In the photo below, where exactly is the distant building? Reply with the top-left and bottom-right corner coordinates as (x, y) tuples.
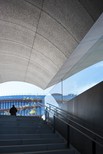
(0, 95), (45, 116)
(52, 93), (76, 105)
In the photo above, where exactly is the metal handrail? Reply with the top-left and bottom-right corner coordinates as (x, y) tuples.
(47, 103), (103, 138)
(46, 103), (103, 148)
(47, 103), (76, 118)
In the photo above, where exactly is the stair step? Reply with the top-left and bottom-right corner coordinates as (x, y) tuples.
(0, 133), (59, 140)
(0, 143), (67, 153)
(0, 127), (52, 131)
(0, 131), (53, 134)
(0, 125), (51, 129)
(0, 121), (45, 125)
(0, 138), (65, 146)
(0, 116), (42, 121)
(7, 149), (75, 154)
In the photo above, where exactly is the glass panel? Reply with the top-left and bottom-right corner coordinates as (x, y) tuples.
(45, 81), (62, 107)
(45, 61), (103, 109)
(63, 61), (103, 98)
(0, 95), (45, 116)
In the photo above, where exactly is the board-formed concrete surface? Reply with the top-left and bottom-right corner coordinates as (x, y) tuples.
(0, 0), (102, 89)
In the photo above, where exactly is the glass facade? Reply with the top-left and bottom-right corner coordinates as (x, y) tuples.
(0, 95), (45, 116)
(45, 61), (103, 107)
(45, 80), (76, 108)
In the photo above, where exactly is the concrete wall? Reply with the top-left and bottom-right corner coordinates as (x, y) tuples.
(60, 81), (103, 154)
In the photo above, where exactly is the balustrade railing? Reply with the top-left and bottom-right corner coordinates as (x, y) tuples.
(44, 103), (103, 154)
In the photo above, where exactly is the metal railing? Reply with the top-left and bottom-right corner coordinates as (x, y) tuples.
(44, 103), (103, 154)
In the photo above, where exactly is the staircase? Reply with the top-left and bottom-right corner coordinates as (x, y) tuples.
(0, 115), (75, 154)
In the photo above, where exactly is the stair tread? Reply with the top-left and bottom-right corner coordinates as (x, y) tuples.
(7, 149), (75, 154)
(0, 142), (66, 147)
(0, 116), (75, 154)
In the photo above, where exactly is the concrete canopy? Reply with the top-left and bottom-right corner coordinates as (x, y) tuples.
(0, 0), (102, 89)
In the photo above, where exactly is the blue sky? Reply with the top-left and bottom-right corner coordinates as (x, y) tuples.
(49, 61), (103, 95)
(63, 61), (103, 95)
(0, 61), (103, 96)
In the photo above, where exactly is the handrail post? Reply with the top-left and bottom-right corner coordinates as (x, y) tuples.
(45, 107), (47, 121)
(92, 140), (96, 154)
(53, 115), (55, 133)
(67, 124), (70, 148)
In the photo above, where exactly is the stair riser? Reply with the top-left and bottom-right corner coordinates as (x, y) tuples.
(0, 131), (53, 134)
(25, 150), (75, 154)
(0, 138), (64, 146)
(0, 127), (51, 130)
(0, 143), (67, 153)
(0, 135), (58, 140)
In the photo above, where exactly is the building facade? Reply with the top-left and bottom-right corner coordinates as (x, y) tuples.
(0, 95), (45, 116)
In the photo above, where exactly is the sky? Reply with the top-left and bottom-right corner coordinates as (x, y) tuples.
(48, 61), (103, 95)
(0, 61), (103, 96)
(64, 61), (103, 95)
(0, 81), (53, 96)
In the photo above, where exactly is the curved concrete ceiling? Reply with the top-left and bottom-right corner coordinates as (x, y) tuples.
(0, 0), (102, 89)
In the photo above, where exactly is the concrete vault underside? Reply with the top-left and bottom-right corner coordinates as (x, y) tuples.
(0, 0), (103, 89)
